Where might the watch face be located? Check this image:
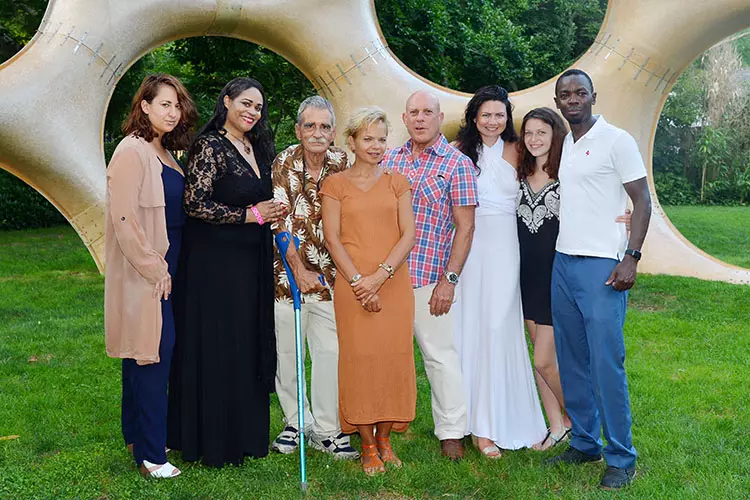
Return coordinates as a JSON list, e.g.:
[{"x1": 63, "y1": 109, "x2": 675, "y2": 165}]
[{"x1": 445, "y1": 271, "x2": 459, "y2": 284}]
